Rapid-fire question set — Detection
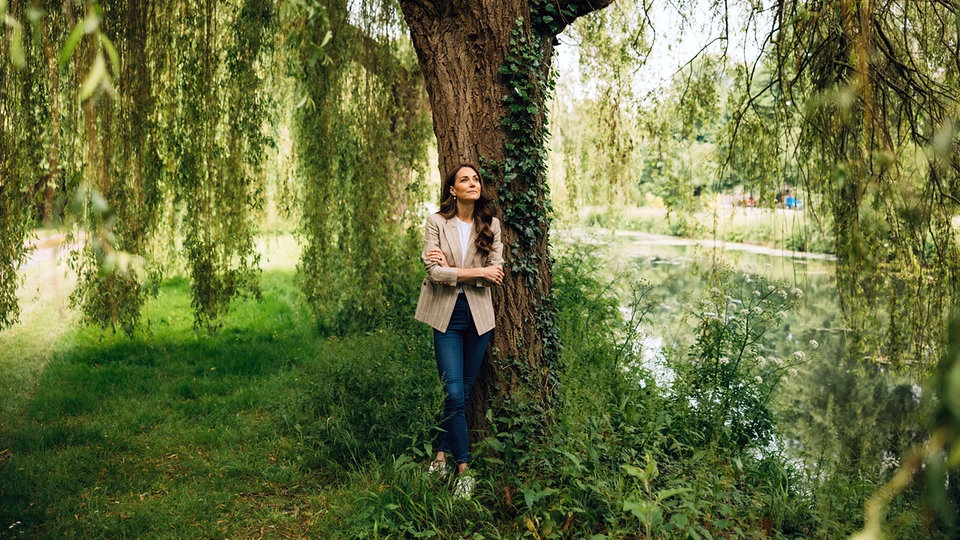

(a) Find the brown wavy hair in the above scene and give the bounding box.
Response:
[438,163,495,257]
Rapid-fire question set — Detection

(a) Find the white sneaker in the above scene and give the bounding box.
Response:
[453,473,475,500]
[427,459,449,478]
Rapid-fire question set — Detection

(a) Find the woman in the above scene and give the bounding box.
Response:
[415,163,504,498]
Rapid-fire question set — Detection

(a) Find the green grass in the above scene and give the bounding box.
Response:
[0,266,442,538]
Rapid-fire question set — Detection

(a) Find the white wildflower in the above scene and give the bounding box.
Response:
[744,274,753,283]
[778,289,788,299]
[789,367,798,376]
[753,290,761,297]
[767,284,776,292]
[793,350,806,360]
[719,356,730,365]
[752,306,763,315]
[709,287,722,295]
[757,356,766,365]
[755,375,763,384]
[808,339,819,349]
[740,309,750,316]
[771,356,783,366]
[792,287,804,298]
[776,311,786,319]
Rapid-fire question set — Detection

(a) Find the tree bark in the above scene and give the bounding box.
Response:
[400,0,612,436]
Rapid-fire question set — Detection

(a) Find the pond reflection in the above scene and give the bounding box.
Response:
[560,230,931,497]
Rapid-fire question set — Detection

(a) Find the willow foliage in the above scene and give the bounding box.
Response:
[0,0,35,330]
[568,0,959,366]
[1,0,275,334]
[1,0,432,336]
[764,0,960,365]
[157,0,274,332]
[287,0,431,333]
[1,0,77,331]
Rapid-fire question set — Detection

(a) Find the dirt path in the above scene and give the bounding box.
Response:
[0,235,77,434]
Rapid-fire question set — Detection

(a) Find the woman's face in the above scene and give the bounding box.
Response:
[450,167,482,202]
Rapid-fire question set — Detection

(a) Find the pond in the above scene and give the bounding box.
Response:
[557,228,931,486]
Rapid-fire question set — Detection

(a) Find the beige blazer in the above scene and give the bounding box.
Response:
[415,213,504,334]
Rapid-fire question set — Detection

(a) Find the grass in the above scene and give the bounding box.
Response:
[0,236,445,538]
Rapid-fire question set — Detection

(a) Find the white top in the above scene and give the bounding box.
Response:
[455,217,472,267]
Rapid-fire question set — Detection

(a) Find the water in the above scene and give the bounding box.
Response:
[558,229,931,479]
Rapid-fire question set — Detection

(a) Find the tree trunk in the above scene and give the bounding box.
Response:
[399,0,612,437]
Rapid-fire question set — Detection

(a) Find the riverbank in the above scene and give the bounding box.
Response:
[560,227,836,261]
[571,205,835,255]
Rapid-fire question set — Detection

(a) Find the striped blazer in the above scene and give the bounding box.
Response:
[415,213,504,334]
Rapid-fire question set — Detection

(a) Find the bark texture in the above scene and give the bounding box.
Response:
[400,0,612,434]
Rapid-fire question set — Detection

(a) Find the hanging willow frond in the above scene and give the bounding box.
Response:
[758,0,960,366]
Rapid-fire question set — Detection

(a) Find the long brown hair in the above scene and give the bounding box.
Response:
[438,163,495,257]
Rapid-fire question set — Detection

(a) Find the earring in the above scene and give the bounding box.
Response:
[453,195,457,200]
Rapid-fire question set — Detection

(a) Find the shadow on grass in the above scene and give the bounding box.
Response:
[0,270,439,538]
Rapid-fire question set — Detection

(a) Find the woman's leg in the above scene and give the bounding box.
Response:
[433,296,471,463]
[460,323,492,420]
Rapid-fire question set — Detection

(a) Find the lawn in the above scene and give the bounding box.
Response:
[0,236,447,538]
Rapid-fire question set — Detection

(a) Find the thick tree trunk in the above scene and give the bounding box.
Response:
[400,0,612,436]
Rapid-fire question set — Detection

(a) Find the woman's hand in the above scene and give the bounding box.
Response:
[482,266,504,285]
[427,249,448,267]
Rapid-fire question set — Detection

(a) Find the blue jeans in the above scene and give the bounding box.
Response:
[434,294,492,464]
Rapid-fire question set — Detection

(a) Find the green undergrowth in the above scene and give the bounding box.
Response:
[0,253,942,538]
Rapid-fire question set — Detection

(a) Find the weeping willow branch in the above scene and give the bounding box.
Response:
[756,0,960,366]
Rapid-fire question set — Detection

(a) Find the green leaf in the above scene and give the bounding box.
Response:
[99,34,120,79]
[60,20,87,66]
[79,53,107,101]
[623,499,655,521]
[656,487,691,501]
[622,463,647,480]
[59,10,101,68]
[8,17,24,69]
